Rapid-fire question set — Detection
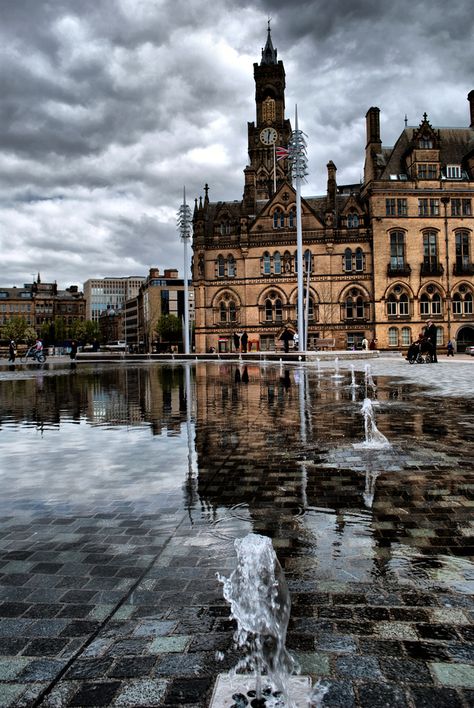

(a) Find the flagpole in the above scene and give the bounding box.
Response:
[294,106,305,353]
[177,187,192,354]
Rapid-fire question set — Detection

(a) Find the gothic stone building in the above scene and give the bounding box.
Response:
[192,29,474,353]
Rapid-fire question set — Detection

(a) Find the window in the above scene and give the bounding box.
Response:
[229,300,236,322]
[446,165,462,179]
[344,248,353,272]
[453,290,473,315]
[385,199,396,216]
[227,255,236,278]
[304,249,313,274]
[347,212,359,228]
[388,327,399,346]
[220,302,227,322]
[219,297,238,323]
[401,327,411,346]
[423,231,438,268]
[455,231,470,270]
[355,248,364,272]
[307,297,315,321]
[418,198,439,216]
[273,209,284,229]
[275,298,283,322]
[264,292,283,322]
[462,199,472,216]
[263,252,271,275]
[274,252,282,275]
[344,290,365,319]
[390,231,405,269]
[397,199,408,216]
[386,290,410,317]
[417,164,437,179]
[452,199,461,216]
[289,208,296,228]
[220,221,231,236]
[419,138,433,149]
[420,290,442,316]
[217,255,226,278]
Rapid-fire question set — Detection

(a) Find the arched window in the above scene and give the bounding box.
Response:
[420,288,443,316]
[275,298,283,322]
[229,300,236,322]
[220,302,227,322]
[465,292,473,314]
[308,297,315,321]
[217,255,225,278]
[347,212,359,228]
[401,327,411,346]
[399,293,409,315]
[455,231,470,272]
[220,220,231,236]
[274,252,282,275]
[227,255,236,278]
[289,208,296,228]
[263,252,271,275]
[344,248,353,272]
[423,230,438,269]
[265,298,273,322]
[273,209,284,229]
[344,289,366,320]
[390,231,406,269]
[355,248,364,272]
[387,294,397,316]
[388,327,399,346]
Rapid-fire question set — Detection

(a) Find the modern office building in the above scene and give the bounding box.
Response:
[192,28,474,353]
[83,276,145,323]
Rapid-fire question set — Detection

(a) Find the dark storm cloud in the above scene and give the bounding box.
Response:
[0,0,472,288]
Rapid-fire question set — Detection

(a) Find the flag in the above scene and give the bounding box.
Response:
[276,146,290,161]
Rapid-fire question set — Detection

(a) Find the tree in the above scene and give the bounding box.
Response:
[1,317,36,343]
[155,314,182,346]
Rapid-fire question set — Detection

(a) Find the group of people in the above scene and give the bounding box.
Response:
[406,320,439,363]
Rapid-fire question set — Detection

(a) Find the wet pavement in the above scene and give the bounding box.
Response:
[0,356,472,707]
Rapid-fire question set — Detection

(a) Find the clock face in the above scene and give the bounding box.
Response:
[260,127,277,145]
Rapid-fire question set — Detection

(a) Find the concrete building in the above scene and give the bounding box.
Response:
[192,28,474,353]
[83,276,145,323]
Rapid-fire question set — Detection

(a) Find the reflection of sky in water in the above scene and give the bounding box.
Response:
[0,421,191,506]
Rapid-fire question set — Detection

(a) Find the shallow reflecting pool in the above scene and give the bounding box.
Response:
[0,360,473,706]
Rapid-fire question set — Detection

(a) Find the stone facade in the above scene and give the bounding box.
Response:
[192,31,474,353]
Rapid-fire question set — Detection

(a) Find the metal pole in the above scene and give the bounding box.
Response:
[291,106,307,353]
[441,197,451,343]
[177,187,192,355]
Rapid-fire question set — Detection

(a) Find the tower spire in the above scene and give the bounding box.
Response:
[261,19,277,65]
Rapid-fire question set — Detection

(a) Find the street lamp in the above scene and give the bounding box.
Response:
[288,106,308,353]
[177,187,192,354]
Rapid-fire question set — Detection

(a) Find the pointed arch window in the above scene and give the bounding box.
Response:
[227,255,236,278]
[265,298,273,322]
[355,248,364,272]
[263,252,271,275]
[273,208,284,229]
[347,212,359,228]
[219,301,227,322]
[304,249,313,273]
[274,251,282,275]
[344,248,353,272]
[217,255,226,278]
[289,208,296,228]
[344,289,366,320]
[420,288,442,316]
[452,290,472,315]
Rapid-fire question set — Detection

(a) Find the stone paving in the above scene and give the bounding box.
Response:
[0,356,472,707]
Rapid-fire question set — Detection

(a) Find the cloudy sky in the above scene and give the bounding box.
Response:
[1,0,473,290]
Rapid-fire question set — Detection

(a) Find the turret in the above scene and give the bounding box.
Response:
[364,107,382,183]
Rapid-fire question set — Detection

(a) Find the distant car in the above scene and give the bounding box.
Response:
[465,345,474,356]
[103,341,127,351]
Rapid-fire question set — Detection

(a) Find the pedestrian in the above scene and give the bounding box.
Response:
[8,339,16,362]
[241,332,248,353]
[369,338,377,350]
[70,340,78,361]
[280,328,293,353]
[233,333,240,352]
[447,340,454,357]
[361,337,369,350]
[424,320,438,362]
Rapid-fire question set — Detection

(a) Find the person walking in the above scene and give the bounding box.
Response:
[8,339,16,363]
[361,337,369,350]
[424,320,438,362]
[447,340,454,357]
[70,340,78,361]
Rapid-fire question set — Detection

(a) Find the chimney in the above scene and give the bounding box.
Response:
[468,90,474,128]
[366,107,381,146]
[326,161,337,210]
[364,107,382,184]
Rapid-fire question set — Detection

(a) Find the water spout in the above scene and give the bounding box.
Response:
[354,398,390,449]
[350,364,357,388]
[331,357,343,379]
[218,533,297,705]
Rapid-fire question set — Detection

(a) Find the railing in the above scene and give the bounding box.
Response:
[420,262,444,277]
[453,263,474,276]
[387,264,412,277]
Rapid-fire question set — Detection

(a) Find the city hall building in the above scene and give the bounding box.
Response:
[191,29,474,353]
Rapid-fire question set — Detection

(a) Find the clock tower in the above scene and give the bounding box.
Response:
[246,25,292,204]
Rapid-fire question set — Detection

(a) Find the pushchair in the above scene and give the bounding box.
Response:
[406,337,434,364]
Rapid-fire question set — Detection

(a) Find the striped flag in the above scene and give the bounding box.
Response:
[276,146,290,161]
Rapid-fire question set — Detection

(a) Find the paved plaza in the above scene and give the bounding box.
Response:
[0,355,472,707]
